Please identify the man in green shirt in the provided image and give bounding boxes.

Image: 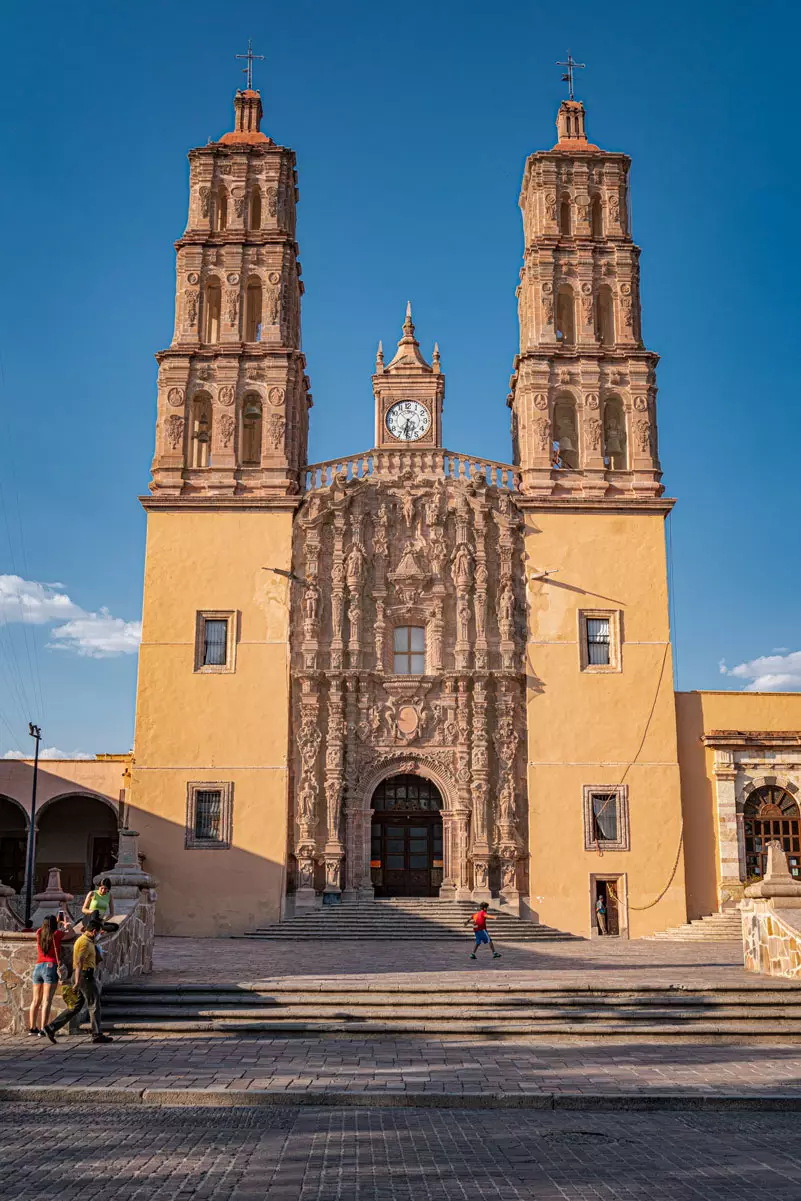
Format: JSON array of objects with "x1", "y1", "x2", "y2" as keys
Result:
[{"x1": 44, "y1": 915, "x2": 113, "y2": 1045}]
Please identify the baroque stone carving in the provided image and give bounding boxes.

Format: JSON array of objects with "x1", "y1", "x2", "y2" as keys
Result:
[
  {"x1": 268, "y1": 387, "x2": 285, "y2": 407},
  {"x1": 218, "y1": 386, "x2": 235, "y2": 407},
  {"x1": 167, "y1": 387, "x2": 185, "y2": 408},
  {"x1": 219, "y1": 414, "x2": 236, "y2": 449},
  {"x1": 165, "y1": 414, "x2": 184, "y2": 451},
  {"x1": 268, "y1": 414, "x2": 286, "y2": 450}
]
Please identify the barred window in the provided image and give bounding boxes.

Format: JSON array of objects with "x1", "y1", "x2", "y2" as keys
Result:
[
  {"x1": 185, "y1": 782, "x2": 233, "y2": 849},
  {"x1": 393, "y1": 627, "x2": 425, "y2": 675},
  {"x1": 195, "y1": 790, "x2": 222, "y2": 841},
  {"x1": 195, "y1": 612, "x2": 236, "y2": 673},
  {"x1": 579, "y1": 610, "x2": 621, "y2": 672},
  {"x1": 583, "y1": 786, "x2": 629, "y2": 852}
]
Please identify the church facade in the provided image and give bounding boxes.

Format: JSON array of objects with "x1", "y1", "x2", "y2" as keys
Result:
[{"x1": 106, "y1": 85, "x2": 801, "y2": 938}]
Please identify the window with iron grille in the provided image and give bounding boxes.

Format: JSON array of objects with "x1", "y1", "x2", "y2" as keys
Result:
[
  {"x1": 583, "y1": 786, "x2": 629, "y2": 851},
  {"x1": 185, "y1": 782, "x2": 233, "y2": 849},
  {"x1": 578, "y1": 610, "x2": 621, "y2": 672},
  {"x1": 194, "y1": 611, "x2": 236, "y2": 673},
  {"x1": 586, "y1": 618, "x2": 610, "y2": 666},
  {"x1": 393, "y1": 627, "x2": 426, "y2": 675}
]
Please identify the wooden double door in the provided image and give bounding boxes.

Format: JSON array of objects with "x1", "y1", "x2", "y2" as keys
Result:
[{"x1": 371, "y1": 813, "x2": 444, "y2": 898}]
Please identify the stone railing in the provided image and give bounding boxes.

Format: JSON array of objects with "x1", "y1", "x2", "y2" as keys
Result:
[
  {"x1": 0, "y1": 829, "x2": 158, "y2": 1033},
  {"x1": 0, "y1": 894, "x2": 156, "y2": 1033},
  {"x1": 304, "y1": 448, "x2": 520, "y2": 493},
  {"x1": 741, "y1": 842, "x2": 801, "y2": 980}
]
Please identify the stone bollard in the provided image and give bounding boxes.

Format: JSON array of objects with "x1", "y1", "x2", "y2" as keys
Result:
[
  {"x1": 0, "y1": 878, "x2": 22, "y2": 932},
  {"x1": 95, "y1": 829, "x2": 157, "y2": 916},
  {"x1": 30, "y1": 867, "x2": 73, "y2": 929}
]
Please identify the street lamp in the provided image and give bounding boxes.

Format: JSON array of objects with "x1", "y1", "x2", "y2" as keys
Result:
[{"x1": 23, "y1": 722, "x2": 42, "y2": 929}]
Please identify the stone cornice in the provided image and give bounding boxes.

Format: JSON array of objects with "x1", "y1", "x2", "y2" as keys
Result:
[
  {"x1": 703, "y1": 730, "x2": 801, "y2": 750},
  {"x1": 140, "y1": 495, "x2": 303, "y2": 513},
  {"x1": 515, "y1": 496, "x2": 675, "y2": 515}
]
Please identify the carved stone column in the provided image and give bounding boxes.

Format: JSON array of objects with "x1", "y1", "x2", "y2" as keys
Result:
[
  {"x1": 713, "y1": 749, "x2": 744, "y2": 908},
  {"x1": 295, "y1": 677, "x2": 322, "y2": 908},
  {"x1": 470, "y1": 677, "x2": 491, "y2": 902},
  {"x1": 494, "y1": 677, "x2": 522, "y2": 908},
  {"x1": 330, "y1": 509, "x2": 346, "y2": 670},
  {"x1": 323, "y1": 677, "x2": 345, "y2": 894}
]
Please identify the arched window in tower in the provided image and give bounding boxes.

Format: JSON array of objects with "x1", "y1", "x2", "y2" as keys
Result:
[
  {"x1": 190, "y1": 395, "x2": 212, "y2": 468},
  {"x1": 559, "y1": 196, "x2": 572, "y2": 235},
  {"x1": 203, "y1": 279, "x2": 222, "y2": 343},
  {"x1": 213, "y1": 189, "x2": 228, "y2": 232},
  {"x1": 597, "y1": 285, "x2": 616, "y2": 346},
  {"x1": 556, "y1": 286, "x2": 575, "y2": 345},
  {"x1": 591, "y1": 195, "x2": 603, "y2": 238},
  {"x1": 249, "y1": 189, "x2": 262, "y2": 230},
  {"x1": 553, "y1": 397, "x2": 579, "y2": 470},
  {"x1": 245, "y1": 279, "x2": 263, "y2": 343},
  {"x1": 241, "y1": 396, "x2": 263, "y2": 465},
  {"x1": 603, "y1": 396, "x2": 627, "y2": 470}
]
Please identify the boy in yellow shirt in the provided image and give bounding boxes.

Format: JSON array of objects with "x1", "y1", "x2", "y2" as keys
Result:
[{"x1": 44, "y1": 915, "x2": 113, "y2": 1045}]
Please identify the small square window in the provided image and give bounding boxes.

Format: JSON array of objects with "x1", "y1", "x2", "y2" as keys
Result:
[
  {"x1": 185, "y1": 782, "x2": 233, "y2": 849},
  {"x1": 578, "y1": 610, "x2": 621, "y2": 673},
  {"x1": 393, "y1": 626, "x2": 426, "y2": 675},
  {"x1": 583, "y1": 786, "x2": 629, "y2": 851},
  {"x1": 195, "y1": 611, "x2": 237, "y2": 673}
]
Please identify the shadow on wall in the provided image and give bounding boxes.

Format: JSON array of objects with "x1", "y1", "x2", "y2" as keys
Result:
[
  {"x1": 675, "y1": 692, "x2": 719, "y2": 920},
  {"x1": 125, "y1": 805, "x2": 286, "y2": 938}
]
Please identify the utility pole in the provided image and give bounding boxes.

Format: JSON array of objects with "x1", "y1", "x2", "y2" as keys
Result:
[{"x1": 23, "y1": 722, "x2": 42, "y2": 929}]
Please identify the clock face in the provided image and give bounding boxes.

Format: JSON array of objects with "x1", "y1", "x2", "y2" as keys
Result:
[{"x1": 386, "y1": 400, "x2": 431, "y2": 442}]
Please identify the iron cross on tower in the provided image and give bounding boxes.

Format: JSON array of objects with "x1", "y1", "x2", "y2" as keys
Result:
[
  {"x1": 556, "y1": 51, "x2": 585, "y2": 100},
  {"x1": 236, "y1": 39, "x2": 265, "y2": 90}
]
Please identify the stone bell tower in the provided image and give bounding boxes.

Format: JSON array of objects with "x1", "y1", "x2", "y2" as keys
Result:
[
  {"x1": 150, "y1": 87, "x2": 310, "y2": 498},
  {"x1": 512, "y1": 92, "x2": 687, "y2": 939},
  {"x1": 509, "y1": 98, "x2": 661, "y2": 498},
  {"x1": 130, "y1": 80, "x2": 308, "y2": 937},
  {"x1": 372, "y1": 304, "x2": 445, "y2": 450}
]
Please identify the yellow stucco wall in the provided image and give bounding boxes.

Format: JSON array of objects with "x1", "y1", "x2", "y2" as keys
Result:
[
  {"x1": 676, "y1": 690, "x2": 801, "y2": 921},
  {"x1": 130, "y1": 508, "x2": 295, "y2": 936},
  {"x1": 524, "y1": 508, "x2": 686, "y2": 938}
]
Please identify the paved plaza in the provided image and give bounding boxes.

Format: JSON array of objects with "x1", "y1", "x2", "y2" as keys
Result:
[
  {"x1": 147, "y1": 933, "x2": 769, "y2": 988},
  {"x1": 3, "y1": 1103, "x2": 801, "y2": 1200}
]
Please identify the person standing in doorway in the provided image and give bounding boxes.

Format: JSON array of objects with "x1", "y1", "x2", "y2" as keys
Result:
[
  {"x1": 595, "y1": 892, "x2": 607, "y2": 935},
  {"x1": 466, "y1": 902, "x2": 501, "y2": 960},
  {"x1": 43, "y1": 915, "x2": 113, "y2": 1045},
  {"x1": 28, "y1": 915, "x2": 74, "y2": 1036},
  {"x1": 82, "y1": 878, "x2": 114, "y2": 925}
]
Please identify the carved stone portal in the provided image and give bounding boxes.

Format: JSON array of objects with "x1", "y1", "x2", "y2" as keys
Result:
[{"x1": 289, "y1": 468, "x2": 528, "y2": 903}]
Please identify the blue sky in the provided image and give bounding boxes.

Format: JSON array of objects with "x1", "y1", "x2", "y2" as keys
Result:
[{"x1": 0, "y1": 0, "x2": 798, "y2": 757}]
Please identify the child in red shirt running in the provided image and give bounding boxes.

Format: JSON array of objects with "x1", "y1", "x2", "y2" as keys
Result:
[{"x1": 466, "y1": 902, "x2": 501, "y2": 960}]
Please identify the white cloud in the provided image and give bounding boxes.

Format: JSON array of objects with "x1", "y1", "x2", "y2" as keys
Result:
[
  {"x1": 48, "y1": 611, "x2": 143, "y2": 659},
  {"x1": 0, "y1": 575, "x2": 81, "y2": 624},
  {"x1": 2, "y1": 747, "x2": 94, "y2": 760},
  {"x1": 0, "y1": 575, "x2": 140, "y2": 659},
  {"x1": 720, "y1": 650, "x2": 801, "y2": 692}
]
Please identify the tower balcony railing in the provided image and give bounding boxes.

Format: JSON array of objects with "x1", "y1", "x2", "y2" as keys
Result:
[{"x1": 303, "y1": 448, "x2": 520, "y2": 493}]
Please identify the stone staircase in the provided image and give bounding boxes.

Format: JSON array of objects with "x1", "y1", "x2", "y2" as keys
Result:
[
  {"x1": 648, "y1": 912, "x2": 743, "y2": 942},
  {"x1": 101, "y1": 981, "x2": 801, "y2": 1041},
  {"x1": 239, "y1": 897, "x2": 576, "y2": 942}
]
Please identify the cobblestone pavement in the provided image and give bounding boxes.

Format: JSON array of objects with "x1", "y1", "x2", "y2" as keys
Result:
[
  {"x1": 2, "y1": 1033, "x2": 801, "y2": 1096},
  {"x1": 149, "y1": 935, "x2": 773, "y2": 988},
  {"x1": 3, "y1": 1103, "x2": 801, "y2": 1199}
]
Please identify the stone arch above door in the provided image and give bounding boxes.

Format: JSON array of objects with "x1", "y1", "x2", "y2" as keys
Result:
[{"x1": 356, "y1": 754, "x2": 459, "y2": 814}]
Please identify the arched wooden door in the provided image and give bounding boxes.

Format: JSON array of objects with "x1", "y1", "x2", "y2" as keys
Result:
[
  {"x1": 370, "y1": 775, "x2": 444, "y2": 898},
  {"x1": 744, "y1": 786, "x2": 801, "y2": 881}
]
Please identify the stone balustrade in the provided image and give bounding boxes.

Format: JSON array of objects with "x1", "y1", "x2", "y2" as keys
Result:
[
  {"x1": 0, "y1": 829, "x2": 158, "y2": 1033},
  {"x1": 304, "y1": 448, "x2": 520, "y2": 493},
  {"x1": 741, "y1": 841, "x2": 801, "y2": 980}
]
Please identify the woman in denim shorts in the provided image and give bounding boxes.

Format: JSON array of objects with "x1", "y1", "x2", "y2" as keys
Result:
[{"x1": 29, "y1": 914, "x2": 73, "y2": 1036}]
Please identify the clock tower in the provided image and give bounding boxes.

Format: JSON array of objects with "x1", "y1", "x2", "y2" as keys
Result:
[{"x1": 373, "y1": 304, "x2": 444, "y2": 449}]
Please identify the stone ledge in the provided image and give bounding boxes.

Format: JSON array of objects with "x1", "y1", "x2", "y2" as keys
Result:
[{"x1": 3, "y1": 1083, "x2": 801, "y2": 1111}]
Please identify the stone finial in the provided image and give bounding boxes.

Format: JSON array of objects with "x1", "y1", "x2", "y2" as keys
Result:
[
  {"x1": 403, "y1": 301, "x2": 414, "y2": 337},
  {"x1": 553, "y1": 100, "x2": 600, "y2": 152},
  {"x1": 744, "y1": 840, "x2": 801, "y2": 899},
  {"x1": 30, "y1": 867, "x2": 74, "y2": 929},
  {"x1": 384, "y1": 302, "x2": 431, "y2": 372},
  {"x1": 96, "y1": 829, "x2": 158, "y2": 916},
  {"x1": 375, "y1": 341, "x2": 384, "y2": 372},
  {"x1": 218, "y1": 90, "x2": 270, "y2": 145},
  {"x1": 432, "y1": 343, "x2": 441, "y2": 373}
]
